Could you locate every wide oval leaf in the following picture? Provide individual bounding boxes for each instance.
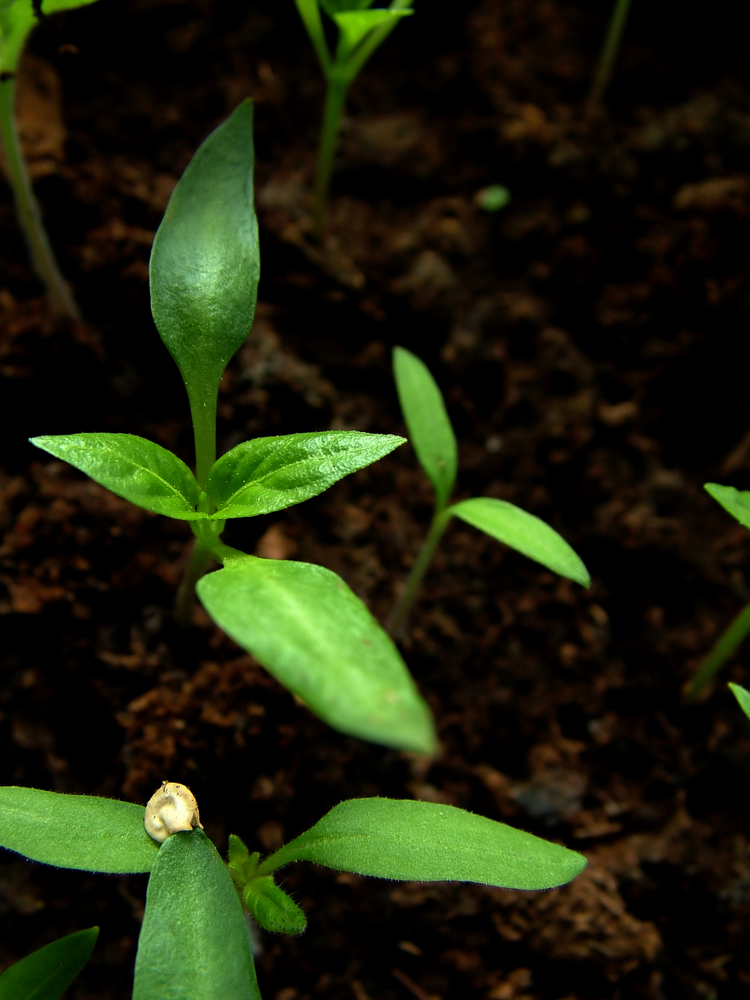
[243,876,307,935]
[258,798,587,891]
[30,434,205,520]
[133,830,261,1000]
[705,482,750,530]
[207,430,404,518]
[0,927,98,1000]
[393,347,457,509]
[196,556,438,755]
[450,496,590,587]
[0,787,158,873]
[150,100,259,431]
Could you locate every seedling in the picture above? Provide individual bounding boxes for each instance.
[0,0,98,318]
[388,347,591,637]
[0,784,587,1000]
[30,101,438,757]
[729,681,750,721]
[687,484,750,699]
[294,0,414,237]
[586,0,632,113]
[0,926,98,1000]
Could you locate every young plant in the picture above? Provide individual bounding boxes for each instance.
[0,783,587,1000]
[586,0,632,113]
[687,484,750,699]
[30,100,438,757]
[294,0,414,238]
[729,680,750,721]
[388,347,591,638]
[0,0,98,318]
[0,926,98,1000]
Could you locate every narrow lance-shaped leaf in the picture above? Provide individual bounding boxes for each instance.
[30,434,206,520]
[197,555,438,755]
[150,100,259,432]
[1,0,100,75]
[393,347,457,509]
[0,927,99,1000]
[206,430,404,518]
[0,787,158,873]
[705,483,750,531]
[450,496,590,587]
[133,830,261,1000]
[729,682,750,722]
[258,798,587,891]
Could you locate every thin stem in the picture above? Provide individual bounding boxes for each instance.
[387,507,452,640]
[0,76,80,319]
[188,390,217,492]
[686,602,750,700]
[312,71,350,240]
[176,538,215,626]
[294,0,332,75]
[586,0,632,113]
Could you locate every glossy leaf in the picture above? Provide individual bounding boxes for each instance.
[705,483,750,531]
[133,829,261,1000]
[450,497,590,587]
[197,555,438,755]
[0,0,100,75]
[150,100,259,430]
[0,787,158,873]
[393,347,457,509]
[729,682,750,722]
[243,876,307,935]
[206,430,404,519]
[0,927,98,1000]
[30,433,206,520]
[259,798,587,891]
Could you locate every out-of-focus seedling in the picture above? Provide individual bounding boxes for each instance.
[687,484,750,699]
[31,101,438,757]
[586,0,632,113]
[0,926,98,1000]
[0,784,587,1000]
[293,0,414,237]
[0,0,98,318]
[729,681,750,721]
[388,347,590,637]
[475,184,511,213]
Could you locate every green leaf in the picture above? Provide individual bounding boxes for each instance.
[393,347,457,509]
[0,927,98,1000]
[334,9,413,58]
[321,0,373,14]
[0,787,158,873]
[206,430,404,519]
[705,483,750,531]
[259,798,587,891]
[449,496,590,587]
[150,100,259,442]
[729,682,750,722]
[133,830,261,1000]
[30,433,207,520]
[196,556,438,755]
[243,876,307,935]
[1,0,100,76]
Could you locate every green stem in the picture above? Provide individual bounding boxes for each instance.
[387,507,452,639]
[0,76,80,319]
[188,391,217,492]
[686,601,750,700]
[586,0,632,113]
[176,538,215,626]
[312,71,350,241]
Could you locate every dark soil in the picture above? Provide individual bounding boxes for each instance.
[3,1,750,998]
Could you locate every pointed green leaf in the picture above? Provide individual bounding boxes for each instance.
[206,431,404,519]
[30,434,206,520]
[243,876,307,935]
[393,347,457,509]
[334,9,412,59]
[150,100,259,432]
[258,798,587,891]
[196,556,438,755]
[321,0,373,15]
[705,483,750,531]
[0,927,98,1000]
[729,682,750,722]
[0,787,158,873]
[1,0,100,75]
[133,830,261,1000]
[449,496,590,587]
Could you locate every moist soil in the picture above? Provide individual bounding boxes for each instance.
[2,1,750,998]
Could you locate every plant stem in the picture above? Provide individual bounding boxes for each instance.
[686,601,750,700]
[387,507,452,640]
[0,76,80,320]
[586,0,632,113]
[312,71,350,240]
[189,392,217,492]
[176,538,215,626]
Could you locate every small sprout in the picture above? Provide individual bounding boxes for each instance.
[475,184,511,212]
[144,782,203,843]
